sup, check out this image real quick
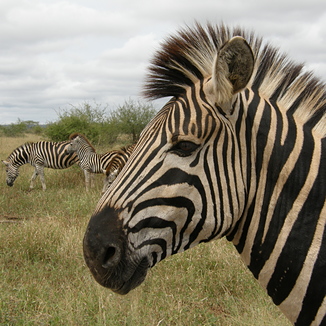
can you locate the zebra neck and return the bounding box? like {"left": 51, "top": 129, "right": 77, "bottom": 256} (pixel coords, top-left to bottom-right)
{"left": 10, "top": 144, "right": 31, "bottom": 166}
{"left": 227, "top": 90, "right": 326, "bottom": 325}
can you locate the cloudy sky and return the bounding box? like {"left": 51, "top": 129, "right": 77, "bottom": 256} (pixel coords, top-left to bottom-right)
{"left": 0, "top": 0, "right": 325, "bottom": 124}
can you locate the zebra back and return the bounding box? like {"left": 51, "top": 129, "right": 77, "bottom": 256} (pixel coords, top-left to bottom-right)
{"left": 99, "top": 150, "right": 121, "bottom": 173}
{"left": 31, "top": 141, "right": 79, "bottom": 169}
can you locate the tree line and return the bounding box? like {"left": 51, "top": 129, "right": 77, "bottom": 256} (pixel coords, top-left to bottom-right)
{"left": 0, "top": 99, "right": 157, "bottom": 145}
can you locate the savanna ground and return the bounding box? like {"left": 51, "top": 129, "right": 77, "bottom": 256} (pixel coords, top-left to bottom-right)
{"left": 0, "top": 135, "right": 291, "bottom": 325}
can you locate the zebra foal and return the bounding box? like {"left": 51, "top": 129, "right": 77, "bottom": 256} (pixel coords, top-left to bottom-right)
{"left": 2, "top": 140, "right": 79, "bottom": 190}
{"left": 83, "top": 23, "right": 326, "bottom": 325}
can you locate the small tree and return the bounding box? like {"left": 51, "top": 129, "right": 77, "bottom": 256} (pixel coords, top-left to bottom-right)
{"left": 108, "top": 99, "right": 157, "bottom": 142}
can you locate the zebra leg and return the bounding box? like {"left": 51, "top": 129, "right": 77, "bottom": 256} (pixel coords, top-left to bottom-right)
{"left": 84, "top": 170, "right": 90, "bottom": 191}
{"left": 90, "top": 173, "right": 95, "bottom": 188}
{"left": 37, "top": 166, "right": 46, "bottom": 191}
{"left": 29, "top": 168, "right": 38, "bottom": 190}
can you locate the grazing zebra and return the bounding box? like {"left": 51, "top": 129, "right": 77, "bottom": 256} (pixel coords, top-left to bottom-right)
{"left": 2, "top": 140, "right": 80, "bottom": 190}
{"left": 83, "top": 23, "right": 326, "bottom": 325}
{"left": 67, "top": 133, "right": 119, "bottom": 190}
{"left": 102, "top": 143, "right": 136, "bottom": 194}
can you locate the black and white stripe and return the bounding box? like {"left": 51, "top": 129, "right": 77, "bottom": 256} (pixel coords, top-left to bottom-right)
{"left": 83, "top": 23, "right": 326, "bottom": 325}
{"left": 67, "top": 133, "right": 120, "bottom": 190}
{"left": 102, "top": 143, "right": 136, "bottom": 194}
{"left": 2, "top": 140, "right": 79, "bottom": 190}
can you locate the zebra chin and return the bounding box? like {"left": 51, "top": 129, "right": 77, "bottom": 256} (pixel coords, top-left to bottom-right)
{"left": 83, "top": 206, "right": 151, "bottom": 294}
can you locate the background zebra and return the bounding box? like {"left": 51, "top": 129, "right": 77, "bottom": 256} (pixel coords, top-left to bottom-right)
{"left": 2, "top": 140, "right": 79, "bottom": 190}
{"left": 67, "top": 133, "right": 122, "bottom": 191}
{"left": 83, "top": 23, "right": 326, "bottom": 325}
{"left": 102, "top": 143, "right": 136, "bottom": 194}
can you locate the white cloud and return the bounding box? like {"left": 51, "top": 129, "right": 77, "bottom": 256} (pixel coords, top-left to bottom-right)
{"left": 0, "top": 0, "right": 325, "bottom": 124}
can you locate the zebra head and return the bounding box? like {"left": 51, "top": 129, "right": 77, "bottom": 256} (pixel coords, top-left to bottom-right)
{"left": 66, "top": 134, "right": 81, "bottom": 154}
{"left": 2, "top": 160, "right": 19, "bottom": 187}
{"left": 66, "top": 133, "right": 95, "bottom": 155}
{"left": 83, "top": 27, "right": 255, "bottom": 295}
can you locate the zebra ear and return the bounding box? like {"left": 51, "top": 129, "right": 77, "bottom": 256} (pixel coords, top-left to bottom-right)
{"left": 2, "top": 160, "right": 9, "bottom": 166}
{"left": 207, "top": 36, "right": 254, "bottom": 111}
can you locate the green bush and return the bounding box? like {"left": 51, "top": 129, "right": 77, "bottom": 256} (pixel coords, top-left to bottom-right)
{"left": 44, "top": 102, "right": 108, "bottom": 143}
{"left": 0, "top": 120, "right": 44, "bottom": 138}
{"left": 43, "top": 99, "right": 157, "bottom": 145}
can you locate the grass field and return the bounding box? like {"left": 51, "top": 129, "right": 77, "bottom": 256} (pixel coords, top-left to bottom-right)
{"left": 0, "top": 135, "right": 291, "bottom": 325}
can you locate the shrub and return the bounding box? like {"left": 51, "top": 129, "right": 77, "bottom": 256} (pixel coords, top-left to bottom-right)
{"left": 43, "top": 99, "right": 157, "bottom": 145}
{"left": 1, "top": 119, "right": 29, "bottom": 137}
{"left": 44, "top": 102, "right": 108, "bottom": 143}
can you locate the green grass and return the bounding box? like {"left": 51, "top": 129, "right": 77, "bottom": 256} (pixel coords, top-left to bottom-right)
{"left": 0, "top": 135, "right": 290, "bottom": 325}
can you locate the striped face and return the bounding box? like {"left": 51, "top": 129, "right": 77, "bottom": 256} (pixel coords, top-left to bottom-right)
{"left": 83, "top": 32, "right": 255, "bottom": 294}
{"left": 2, "top": 160, "right": 19, "bottom": 187}
{"left": 66, "top": 137, "right": 80, "bottom": 154}
{"left": 83, "top": 83, "right": 247, "bottom": 294}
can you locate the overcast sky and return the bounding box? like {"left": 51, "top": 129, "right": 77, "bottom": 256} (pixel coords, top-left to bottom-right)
{"left": 0, "top": 0, "right": 325, "bottom": 124}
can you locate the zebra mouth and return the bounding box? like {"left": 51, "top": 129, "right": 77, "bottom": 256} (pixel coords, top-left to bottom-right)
{"left": 6, "top": 181, "right": 13, "bottom": 187}
{"left": 85, "top": 251, "right": 150, "bottom": 295}
{"left": 108, "top": 257, "right": 150, "bottom": 295}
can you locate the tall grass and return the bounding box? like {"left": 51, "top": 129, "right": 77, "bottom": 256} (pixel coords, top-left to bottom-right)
{"left": 0, "top": 135, "right": 290, "bottom": 325}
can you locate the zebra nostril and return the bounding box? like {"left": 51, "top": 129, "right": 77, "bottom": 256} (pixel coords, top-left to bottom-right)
{"left": 102, "top": 245, "right": 120, "bottom": 268}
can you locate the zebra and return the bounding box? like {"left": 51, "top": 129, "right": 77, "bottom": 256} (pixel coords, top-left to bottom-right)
{"left": 2, "top": 140, "right": 80, "bottom": 190}
{"left": 102, "top": 143, "right": 136, "bottom": 194}
{"left": 82, "top": 23, "right": 326, "bottom": 325}
{"left": 66, "top": 133, "right": 120, "bottom": 190}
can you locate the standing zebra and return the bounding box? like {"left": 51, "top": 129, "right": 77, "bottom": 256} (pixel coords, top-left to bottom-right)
{"left": 2, "top": 140, "right": 80, "bottom": 190}
{"left": 102, "top": 143, "right": 136, "bottom": 194}
{"left": 66, "top": 133, "right": 119, "bottom": 190}
{"left": 83, "top": 23, "right": 326, "bottom": 325}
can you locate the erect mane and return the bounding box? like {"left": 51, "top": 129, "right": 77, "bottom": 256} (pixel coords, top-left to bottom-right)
{"left": 69, "top": 132, "right": 81, "bottom": 140}
{"left": 15, "top": 141, "right": 34, "bottom": 151}
{"left": 13, "top": 141, "right": 34, "bottom": 150}
{"left": 69, "top": 133, "right": 96, "bottom": 152}
{"left": 119, "top": 143, "right": 136, "bottom": 154}
{"left": 143, "top": 22, "right": 326, "bottom": 136}
{"left": 5, "top": 142, "right": 33, "bottom": 160}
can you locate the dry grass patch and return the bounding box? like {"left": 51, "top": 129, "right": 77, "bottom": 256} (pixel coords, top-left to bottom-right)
{"left": 0, "top": 135, "right": 290, "bottom": 325}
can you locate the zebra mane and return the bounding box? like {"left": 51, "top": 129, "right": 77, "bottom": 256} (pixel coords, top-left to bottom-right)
{"left": 69, "top": 133, "right": 96, "bottom": 152}
{"left": 120, "top": 143, "right": 136, "bottom": 154}
{"left": 143, "top": 22, "right": 326, "bottom": 135}
{"left": 21, "top": 142, "right": 34, "bottom": 146}
{"left": 8, "top": 142, "right": 32, "bottom": 156}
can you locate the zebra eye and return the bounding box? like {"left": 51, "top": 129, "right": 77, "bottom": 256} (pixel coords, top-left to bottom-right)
{"left": 170, "top": 141, "right": 199, "bottom": 157}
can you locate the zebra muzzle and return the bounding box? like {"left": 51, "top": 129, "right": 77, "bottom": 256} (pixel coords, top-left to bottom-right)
{"left": 83, "top": 206, "right": 150, "bottom": 294}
